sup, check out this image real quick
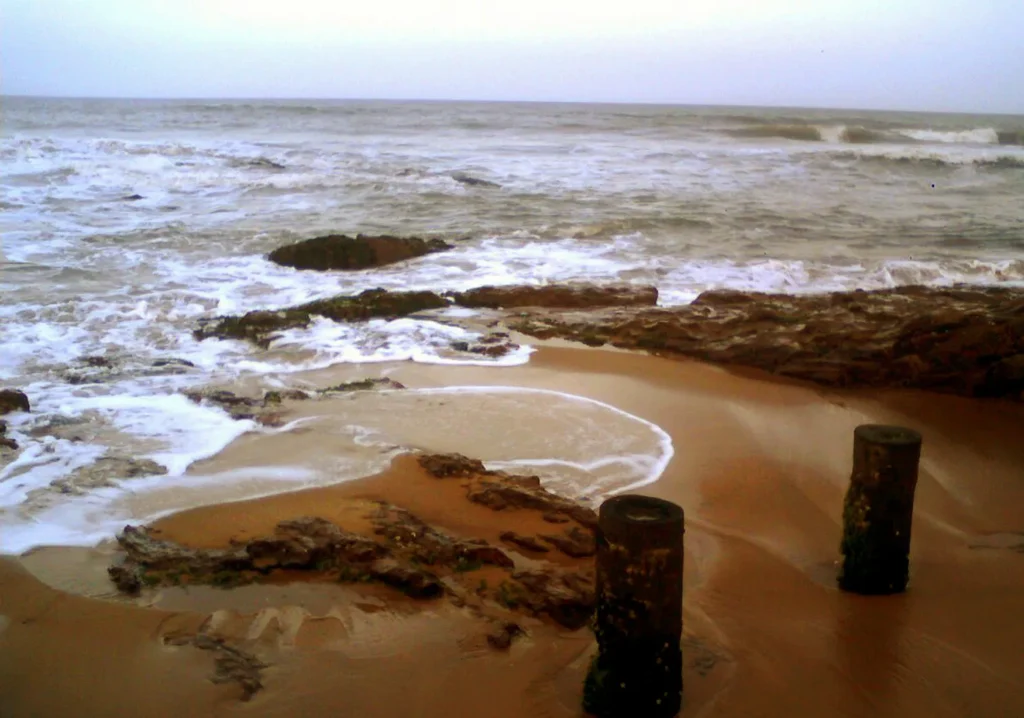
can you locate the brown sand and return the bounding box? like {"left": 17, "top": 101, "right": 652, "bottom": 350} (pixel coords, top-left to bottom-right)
{"left": 2, "top": 346, "right": 1023, "bottom": 716}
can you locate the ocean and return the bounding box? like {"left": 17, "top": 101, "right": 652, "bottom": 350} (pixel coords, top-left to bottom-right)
{"left": 1, "top": 97, "right": 1022, "bottom": 553}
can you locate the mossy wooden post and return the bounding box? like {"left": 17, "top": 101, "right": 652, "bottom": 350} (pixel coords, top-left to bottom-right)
{"left": 839, "top": 424, "right": 922, "bottom": 594}
{"left": 584, "top": 495, "right": 684, "bottom": 718}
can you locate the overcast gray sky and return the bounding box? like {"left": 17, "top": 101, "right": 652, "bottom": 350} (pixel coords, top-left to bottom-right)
{"left": 1, "top": 0, "right": 1021, "bottom": 112}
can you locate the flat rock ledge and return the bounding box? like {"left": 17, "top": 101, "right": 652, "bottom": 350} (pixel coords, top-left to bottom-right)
{"left": 511, "top": 285, "right": 1024, "bottom": 400}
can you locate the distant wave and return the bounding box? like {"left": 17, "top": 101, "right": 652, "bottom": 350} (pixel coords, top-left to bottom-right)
{"left": 179, "top": 102, "right": 323, "bottom": 115}
{"left": 724, "top": 122, "right": 1024, "bottom": 147}
{"left": 824, "top": 149, "right": 1024, "bottom": 169}
{"left": 725, "top": 124, "right": 824, "bottom": 141}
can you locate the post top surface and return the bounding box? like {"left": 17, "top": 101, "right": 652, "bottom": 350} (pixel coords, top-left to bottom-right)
{"left": 600, "top": 494, "right": 684, "bottom": 527}
{"left": 855, "top": 424, "right": 922, "bottom": 446}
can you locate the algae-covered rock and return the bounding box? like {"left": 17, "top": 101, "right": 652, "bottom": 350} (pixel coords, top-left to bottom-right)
{"left": 452, "top": 283, "right": 658, "bottom": 309}
{"left": 194, "top": 288, "right": 448, "bottom": 346}
{"left": 511, "top": 285, "right": 1024, "bottom": 400}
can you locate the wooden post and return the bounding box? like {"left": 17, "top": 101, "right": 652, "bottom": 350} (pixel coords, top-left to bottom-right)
{"left": 584, "top": 495, "right": 684, "bottom": 718}
{"left": 838, "top": 424, "right": 922, "bottom": 595}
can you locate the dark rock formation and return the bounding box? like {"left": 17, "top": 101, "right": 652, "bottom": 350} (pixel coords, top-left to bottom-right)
{"left": 500, "top": 531, "right": 551, "bottom": 553}
{"left": 450, "top": 332, "right": 521, "bottom": 358}
{"left": 417, "top": 453, "right": 598, "bottom": 528}
{"left": 316, "top": 377, "right": 406, "bottom": 394}
{"left": 501, "top": 569, "right": 596, "bottom": 630}
{"left": 486, "top": 621, "right": 525, "bottom": 650}
{"left": 108, "top": 508, "right": 513, "bottom": 600}
{"left": 108, "top": 452, "right": 602, "bottom": 630}
{"left": 418, "top": 453, "right": 488, "bottom": 478}
{"left": 370, "top": 503, "right": 514, "bottom": 569}
{"left": 194, "top": 288, "right": 448, "bottom": 347}
{"left": 0, "top": 389, "right": 30, "bottom": 415}
{"left": 512, "top": 285, "right": 1024, "bottom": 400}
{"left": 452, "top": 284, "right": 659, "bottom": 310}
{"left": 540, "top": 526, "right": 597, "bottom": 558}
{"left": 451, "top": 172, "right": 501, "bottom": 188}
{"left": 267, "top": 234, "right": 452, "bottom": 271}
{"left": 369, "top": 559, "right": 444, "bottom": 598}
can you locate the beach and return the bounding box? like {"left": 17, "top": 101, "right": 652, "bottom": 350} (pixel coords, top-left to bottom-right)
{"left": 3, "top": 343, "right": 1024, "bottom": 716}
{"left": 2, "top": 98, "right": 1023, "bottom": 716}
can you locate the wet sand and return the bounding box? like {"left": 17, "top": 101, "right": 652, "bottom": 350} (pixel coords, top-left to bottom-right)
{"left": 2, "top": 346, "right": 1024, "bottom": 717}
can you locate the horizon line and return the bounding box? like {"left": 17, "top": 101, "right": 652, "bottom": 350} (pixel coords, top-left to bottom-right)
{"left": 3, "top": 93, "right": 1021, "bottom": 118}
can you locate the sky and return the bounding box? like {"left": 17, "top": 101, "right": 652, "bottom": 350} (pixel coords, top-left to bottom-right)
{"left": 1, "top": 0, "right": 1022, "bottom": 113}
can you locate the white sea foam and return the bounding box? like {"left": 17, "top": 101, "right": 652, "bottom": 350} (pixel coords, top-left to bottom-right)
{"left": 656, "top": 257, "right": 1024, "bottom": 305}
{"left": 270, "top": 317, "right": 534, "bottom": 368}
{"left": 899, "top": 128, "right": 1000, "bottom": 144}
{"left": 0, "top": 387, "right": 674, "bottom": 554}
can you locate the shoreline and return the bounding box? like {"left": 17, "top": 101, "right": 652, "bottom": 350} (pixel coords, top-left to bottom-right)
{"left": 3, "top": 345, "right": 1024, "bottom": 716}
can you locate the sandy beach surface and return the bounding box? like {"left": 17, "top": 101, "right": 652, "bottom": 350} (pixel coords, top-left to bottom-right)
{"left": 2, "top": 344, "right": 1023, "bottom": 717}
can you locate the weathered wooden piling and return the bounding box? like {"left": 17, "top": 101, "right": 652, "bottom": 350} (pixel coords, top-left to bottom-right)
{"left": 583, "top": 495, "right": 684, "bottom": 718}
{"left": 838, "top": 424, "right": 922, "bottom": 595}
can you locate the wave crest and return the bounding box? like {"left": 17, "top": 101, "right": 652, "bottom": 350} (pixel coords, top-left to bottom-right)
{"left": 725, "top": 121, "right": 1024, "bottom": 147}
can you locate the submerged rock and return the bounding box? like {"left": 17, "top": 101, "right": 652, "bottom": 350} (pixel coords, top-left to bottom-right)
{"left": 451, "top": 172, "right": 501, "bottom": 188}
{"left": 194, "top": 288, "right": 448, "bottom": 347}
{"left": 452, "top": 284, "right": 658, "bottom": 310}
{"left": 267, "top": 234, "right": 452, "bottom": 271}
{"left": 0, "top": 389, "right": 30, "bottom": 415}
{"left": 0, "top": 418, "right": 16, "bottom": 451}
{"left": 511, "top": 285, "right": 1024, "bottom": 400}
{"left": 317, "top": 377, "right": 406, "bottom": 394}
{"left": 184, "top": 389, "right": 289, "bottom": 426}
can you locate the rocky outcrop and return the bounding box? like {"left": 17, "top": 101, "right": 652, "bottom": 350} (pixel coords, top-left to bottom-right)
{"left": 267, "top": 234, "right": 452, "bottom": 271}
{"left": 451, "top": 284, "right": 658, "bottom": 310}
{"left": 109, "top": 453, "right": 600, "bottom": 630}
{"left": 500, "top": 531, "right": 551, "bottom": 553}
{"left": 539, "top": 526, "right": 597, "bottom": 558}
{"left": 369, "top": 503, "right": 514, "bottom": 570}
{"left": 0, "top": 389, "right": 30, "bottom": 415}
{"left": 499, "top": 569, "right": 596, "bottom": 630}
{"left": 417, "top": 453, "right": 599, "bottom": 529}
{"left": 109, "top": 508, "right": 511, "bottom": 599}
{"left": 194, "top": 288, "right": 448, "bottom": 346}
{"left": 512, "top": 285, "right": 1024, "bottom": 400}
